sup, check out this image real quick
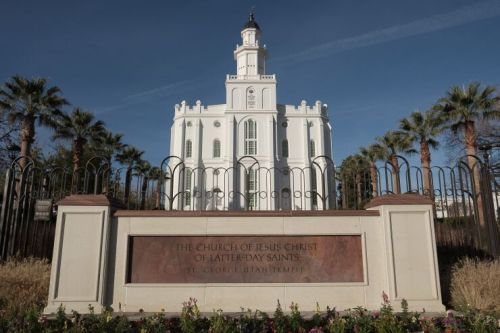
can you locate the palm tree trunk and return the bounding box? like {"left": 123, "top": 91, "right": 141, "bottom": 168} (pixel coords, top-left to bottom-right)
{"left": 390, "top": 155, "right": 401, "bottom": 194}
{"left": 103, "top": 156, "right": 112, "bottom": 194}
{"left": 19, "top": 116, "right": 35, "bottom": 170}
{"left": 369, "top": 162, "right": 378, "bottom": 197}
{"left": 420, "top": 141, "right": 432, "bottom": 197}
{"left": 17, "top": 117, "right": 35, "bottom": 200}
{"left": 72, "top": 138, "right": 85, "bottom": 173}
{"left": 124, "top": 168, "right": 132, "bottom": 206}
{"left": 355, "top": 173, "right": 362, "bottom": 207}
{"left": 140, "top": 177, "right": 148, "bottom": 210}
{"left": 464, "top": 121, "right": 486, "bottom": 230}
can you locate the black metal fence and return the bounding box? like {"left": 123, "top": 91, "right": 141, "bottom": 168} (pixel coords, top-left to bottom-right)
{"left": 1, "top": 150, "right": 499, "bottom": 261}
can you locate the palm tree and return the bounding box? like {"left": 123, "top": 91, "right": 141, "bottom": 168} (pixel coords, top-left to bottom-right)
{"left": 148, "top": 166, "right": 162, "bottom": 209}
{"left": 89, "top": 131, "right": 127, "bottom": 194}
{"left": 116, "top": 146, "right": 144, "bottom": 204}
{"left": 43, "top": 144, "right": 72, "bottom": 169}
{"left": 92, "top": 131, "right": 127, "bottom": 166}
{"left": 377, "top": 131, "right": 416, "bottom": 194}
{"left": 0, "top": 76, "right": 67, "bottom": 169}
{"left": 399, "top": 110, "right": 442, "bottom": 197}
{"left": 434, "top": 82, "right": 500, "bottom": 229}
{"left": 434, "top": 83, "right": 499, "bottom": 160}
{"left": 136, "top": 160, "right": 152, "bottom": 210}
{"left": 52, "top": 107, "right": 106, "bottom": 172}
{"left": 339, "top": 154, "right": 369, "bottom": 208}
{"left": 360, "top": 144, "right": 384, "bottom": 197}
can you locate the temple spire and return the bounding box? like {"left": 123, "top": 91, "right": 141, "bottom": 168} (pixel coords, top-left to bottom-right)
{"left": 243, "top": 9, "right": 260, "bottom": 30}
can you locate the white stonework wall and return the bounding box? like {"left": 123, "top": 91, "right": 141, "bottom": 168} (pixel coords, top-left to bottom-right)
{"left": 45, "top": 204, "right": 112, "bottom": 314}
{"left": 45, "top": 195, "right": 445, "bottom": 314}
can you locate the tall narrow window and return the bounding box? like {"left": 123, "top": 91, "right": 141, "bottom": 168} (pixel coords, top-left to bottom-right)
{"left": 282, "top": 139, "right": 289, "bottom": 158}
{"left": 309, "top": 140, "right": 315, "bottom": 158}
{"left": 184, "top": 169, "right": 192, "bottom": 206}
{"left": 244, "top": 119, "right": 257, "bottom": 155}
{"left": 213, "top": 139, "right": 221, "bottom": 158}
{"left": 185, "top": 140, "right": 192, "bottom": 158}
{"left": 247, "top": 168, "right": 257, "bottom": 209}
{"left": 311, "top": 168, "right": 318, "bottom": 207}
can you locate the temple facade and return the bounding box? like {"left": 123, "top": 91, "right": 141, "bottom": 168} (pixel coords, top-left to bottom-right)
{"left": 167, "top": 14, "right": 334, "bottom": 210}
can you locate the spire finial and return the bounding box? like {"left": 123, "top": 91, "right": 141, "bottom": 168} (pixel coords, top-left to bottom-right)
{"left": 243, "top": 7, "right": 260, "bottom": 30}
{"left": 249, "top": 6, "right": 255, "bottom": 21}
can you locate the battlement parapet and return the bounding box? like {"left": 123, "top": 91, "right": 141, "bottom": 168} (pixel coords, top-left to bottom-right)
{"left": 174, "top": 101, "right": 226, "bottom": 114}
{"left": 279, "top": 100, "right": 328, "bottom": 115}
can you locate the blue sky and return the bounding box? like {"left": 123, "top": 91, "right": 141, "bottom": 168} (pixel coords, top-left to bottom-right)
{"left": 1, "top": 0, "right": 499, "bottom": 166}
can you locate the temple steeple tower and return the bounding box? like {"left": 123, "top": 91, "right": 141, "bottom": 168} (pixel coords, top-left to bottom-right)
{"left": 234, "top": 12, "right": 267, "bottom": 76}
{"left": 226, "top": 12, "right": 276, "bottom": 110}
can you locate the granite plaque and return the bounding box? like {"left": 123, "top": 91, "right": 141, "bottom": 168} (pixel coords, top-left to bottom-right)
{"left": 127, "top": 235, "right": 363, "bottom": 283}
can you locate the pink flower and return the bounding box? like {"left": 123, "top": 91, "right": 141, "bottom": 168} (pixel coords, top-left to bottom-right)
{"left": 382, "top": 291, "right": 389, "bottom": 304}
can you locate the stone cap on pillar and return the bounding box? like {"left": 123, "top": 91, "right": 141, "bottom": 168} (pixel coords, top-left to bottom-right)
{"left": 57, "top": 194, "right": 126, "bottom": 209}
{"left": 365, "top": 193, "right": 433, "bottom": 209}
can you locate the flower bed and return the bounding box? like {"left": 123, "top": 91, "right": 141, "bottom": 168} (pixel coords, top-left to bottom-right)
{"left": 1, "top": 297, "right": 498, "bottom": 333}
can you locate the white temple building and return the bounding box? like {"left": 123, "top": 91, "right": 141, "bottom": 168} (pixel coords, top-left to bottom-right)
{"left": 166, "top": 13, "right": 334, "bottom": 211}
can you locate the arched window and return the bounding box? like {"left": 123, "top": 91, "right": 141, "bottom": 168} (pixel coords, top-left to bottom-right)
{"left": 213, "top": 139, "right": 221, "bottom": 158}
{"left": 244, "top": 119, "right": 257, "bottom": 155}
{"left": 309, "top": 140, "right": 315, "bottom": 158}
{"left": 185, "top": 140, "right": 192, "bottom": 158}
{"left": 184, "top": 169, "right": 192, "bottom": 206}
{"left": 282, "top": 139, "right": 289, "bottom": 158}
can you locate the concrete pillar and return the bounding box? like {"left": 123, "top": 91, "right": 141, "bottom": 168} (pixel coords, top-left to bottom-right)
{"left": 366, "top": 194, "right": 445, "bottom": 312}
{"left": 44, "top": 195, "right": 124, "bottom": 314}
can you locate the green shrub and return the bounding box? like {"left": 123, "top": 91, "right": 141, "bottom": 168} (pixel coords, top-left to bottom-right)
{"left": 179, "top": 297, "right": 209, "bottom": 333}
{"left": 461, "top": 308, "right": 499, "bottom": 333}
{"left": 0, "top": 295, "right": 499, "bottom": 332}
{"left": 208, "top": 309, "right": 236, "bottom": 333}
{"left": 238, "top": 308, "right": 268, "bottom": 333}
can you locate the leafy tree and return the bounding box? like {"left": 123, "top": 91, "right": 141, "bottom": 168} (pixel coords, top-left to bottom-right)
{"left": 0, "top": 76, "right": 67, "bottom": 169}
{"left": 0, "top": 112, "right": 19, "bottom": 170}
{"left": 399, "top": 110, "right": 443, "bottom": 196}
{"left": 52, "top": 107, "right": 106, "bottom": 172}
{"left": 376, "top": 131, "right": 416, "bottom": 194}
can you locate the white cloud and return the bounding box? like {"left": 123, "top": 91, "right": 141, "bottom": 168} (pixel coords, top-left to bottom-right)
{"left": 95, "top": 78, "right": 206, "bottom": 114}
{"left": 272, "top": 1, "right": 500, "bottom": 66}
{"left": 125, "top": 79, "right": 197, "bottom": 101}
